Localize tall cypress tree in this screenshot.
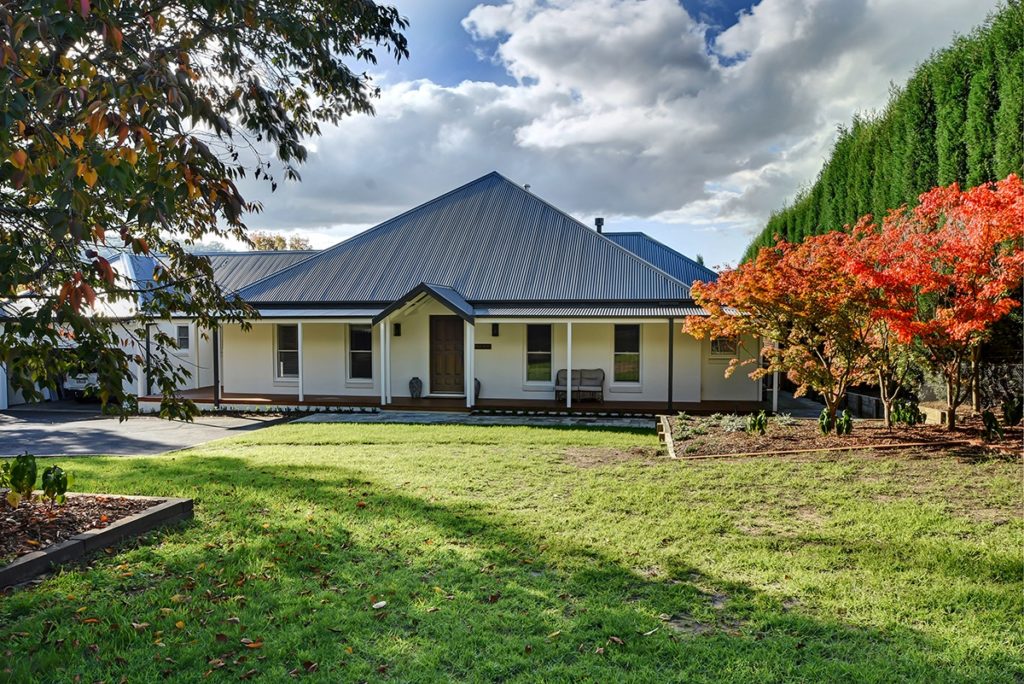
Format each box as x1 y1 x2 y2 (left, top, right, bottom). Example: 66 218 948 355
993 2 1024 178
966 42 998 186
934 40 972 185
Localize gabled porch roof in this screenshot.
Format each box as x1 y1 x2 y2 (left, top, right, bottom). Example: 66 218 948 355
372 283 474 324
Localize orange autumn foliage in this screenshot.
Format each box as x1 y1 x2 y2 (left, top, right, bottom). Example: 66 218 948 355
686 174 1023 429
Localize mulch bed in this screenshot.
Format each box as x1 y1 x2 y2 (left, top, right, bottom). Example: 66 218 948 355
667 414 1022 458
0 495 154 565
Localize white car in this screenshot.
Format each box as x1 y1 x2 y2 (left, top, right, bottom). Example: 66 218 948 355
63 372 99 400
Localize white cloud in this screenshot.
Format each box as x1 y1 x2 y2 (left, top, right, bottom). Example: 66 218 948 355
236 0 996 265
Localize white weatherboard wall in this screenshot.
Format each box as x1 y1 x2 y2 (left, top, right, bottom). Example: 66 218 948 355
700 335 761 401
222 322 379 397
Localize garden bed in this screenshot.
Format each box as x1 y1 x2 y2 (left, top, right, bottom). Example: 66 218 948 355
0 494 193 589
664 413 1022 459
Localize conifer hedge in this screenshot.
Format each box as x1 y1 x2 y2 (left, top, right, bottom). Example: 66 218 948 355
743 2 1023 261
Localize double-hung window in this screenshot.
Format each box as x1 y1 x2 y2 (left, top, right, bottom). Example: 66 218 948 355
276 324 299 379
613 324 641 383
175 325 190 351
526 325 552 382
349 325 373 380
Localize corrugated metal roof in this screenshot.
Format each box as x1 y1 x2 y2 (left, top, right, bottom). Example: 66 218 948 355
239 172 692 304
473 305 709 317
604 232 718 286
202 251 318 293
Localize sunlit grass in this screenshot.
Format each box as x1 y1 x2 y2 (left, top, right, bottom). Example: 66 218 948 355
1 423 1020 682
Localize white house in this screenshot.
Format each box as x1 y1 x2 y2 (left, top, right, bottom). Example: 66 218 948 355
2 172 762 414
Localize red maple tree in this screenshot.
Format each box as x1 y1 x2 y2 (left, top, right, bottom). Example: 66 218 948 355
684 230 876 426
849 174 1024 429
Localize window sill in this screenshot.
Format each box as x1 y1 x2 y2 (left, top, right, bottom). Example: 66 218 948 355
345 379 374 388
274 379 299 386
522 383 554 392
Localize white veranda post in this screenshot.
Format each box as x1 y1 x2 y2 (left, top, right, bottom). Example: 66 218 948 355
297 321 304 402
566 321 573 408
464 321 475 408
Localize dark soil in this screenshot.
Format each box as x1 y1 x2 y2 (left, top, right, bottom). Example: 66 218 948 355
563 445 661 468
668 414 1023 458
0 495 154 564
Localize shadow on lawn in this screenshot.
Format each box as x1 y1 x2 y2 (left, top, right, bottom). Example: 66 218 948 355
3 454 1020 683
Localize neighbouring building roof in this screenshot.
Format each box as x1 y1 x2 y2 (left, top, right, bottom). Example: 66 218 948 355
603 232 718 286
238 172 692 305
108 250 319 309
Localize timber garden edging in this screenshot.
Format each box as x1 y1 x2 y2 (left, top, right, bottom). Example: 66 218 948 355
0 494 193 589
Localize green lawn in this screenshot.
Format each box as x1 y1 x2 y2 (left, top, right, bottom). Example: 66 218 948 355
1 423 1021 682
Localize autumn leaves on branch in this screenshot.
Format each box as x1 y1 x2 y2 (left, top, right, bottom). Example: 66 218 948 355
685 175 1024 430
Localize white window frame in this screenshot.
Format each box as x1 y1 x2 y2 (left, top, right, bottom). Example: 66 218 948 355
523 324 553 386
710 336 740 358
611 324 642 389
274 324 299 381
175 324 190 352
346 323 374 384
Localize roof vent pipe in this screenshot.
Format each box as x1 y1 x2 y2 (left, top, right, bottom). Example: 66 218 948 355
594 217 604 233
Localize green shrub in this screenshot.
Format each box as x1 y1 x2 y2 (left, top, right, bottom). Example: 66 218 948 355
819 408 834 435
746 410 768 436
836 410 854 436
42 465 69 505
2 453 37 507
1001 397 1022 427
892 398 925 426
982 410 1004 441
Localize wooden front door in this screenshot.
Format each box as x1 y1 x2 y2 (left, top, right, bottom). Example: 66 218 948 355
430 316 464 394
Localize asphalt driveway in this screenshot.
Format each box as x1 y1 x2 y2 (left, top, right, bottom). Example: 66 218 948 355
0 404 282 457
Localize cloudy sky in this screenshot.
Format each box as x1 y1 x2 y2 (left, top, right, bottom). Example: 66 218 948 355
237 0 997 268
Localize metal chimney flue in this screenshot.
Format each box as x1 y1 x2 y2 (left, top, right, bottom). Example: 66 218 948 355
594 217 604 233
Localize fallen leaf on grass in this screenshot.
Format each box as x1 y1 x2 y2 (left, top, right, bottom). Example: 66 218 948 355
608 636 625 645
546 631 561 640
595 647 605 654
241 638 263 649
131 622 150 632
82 618 100 625
215 633 228 642
239 669 259 680
640 627 659 637
371 601 387 610
175 621 185 630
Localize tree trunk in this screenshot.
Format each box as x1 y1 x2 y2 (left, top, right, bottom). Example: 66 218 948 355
878 370 893 429
946 376 957 431
970 347 981 413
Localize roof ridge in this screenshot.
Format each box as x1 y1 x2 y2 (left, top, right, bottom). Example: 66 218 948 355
237 172 506 298
497 184 693 294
